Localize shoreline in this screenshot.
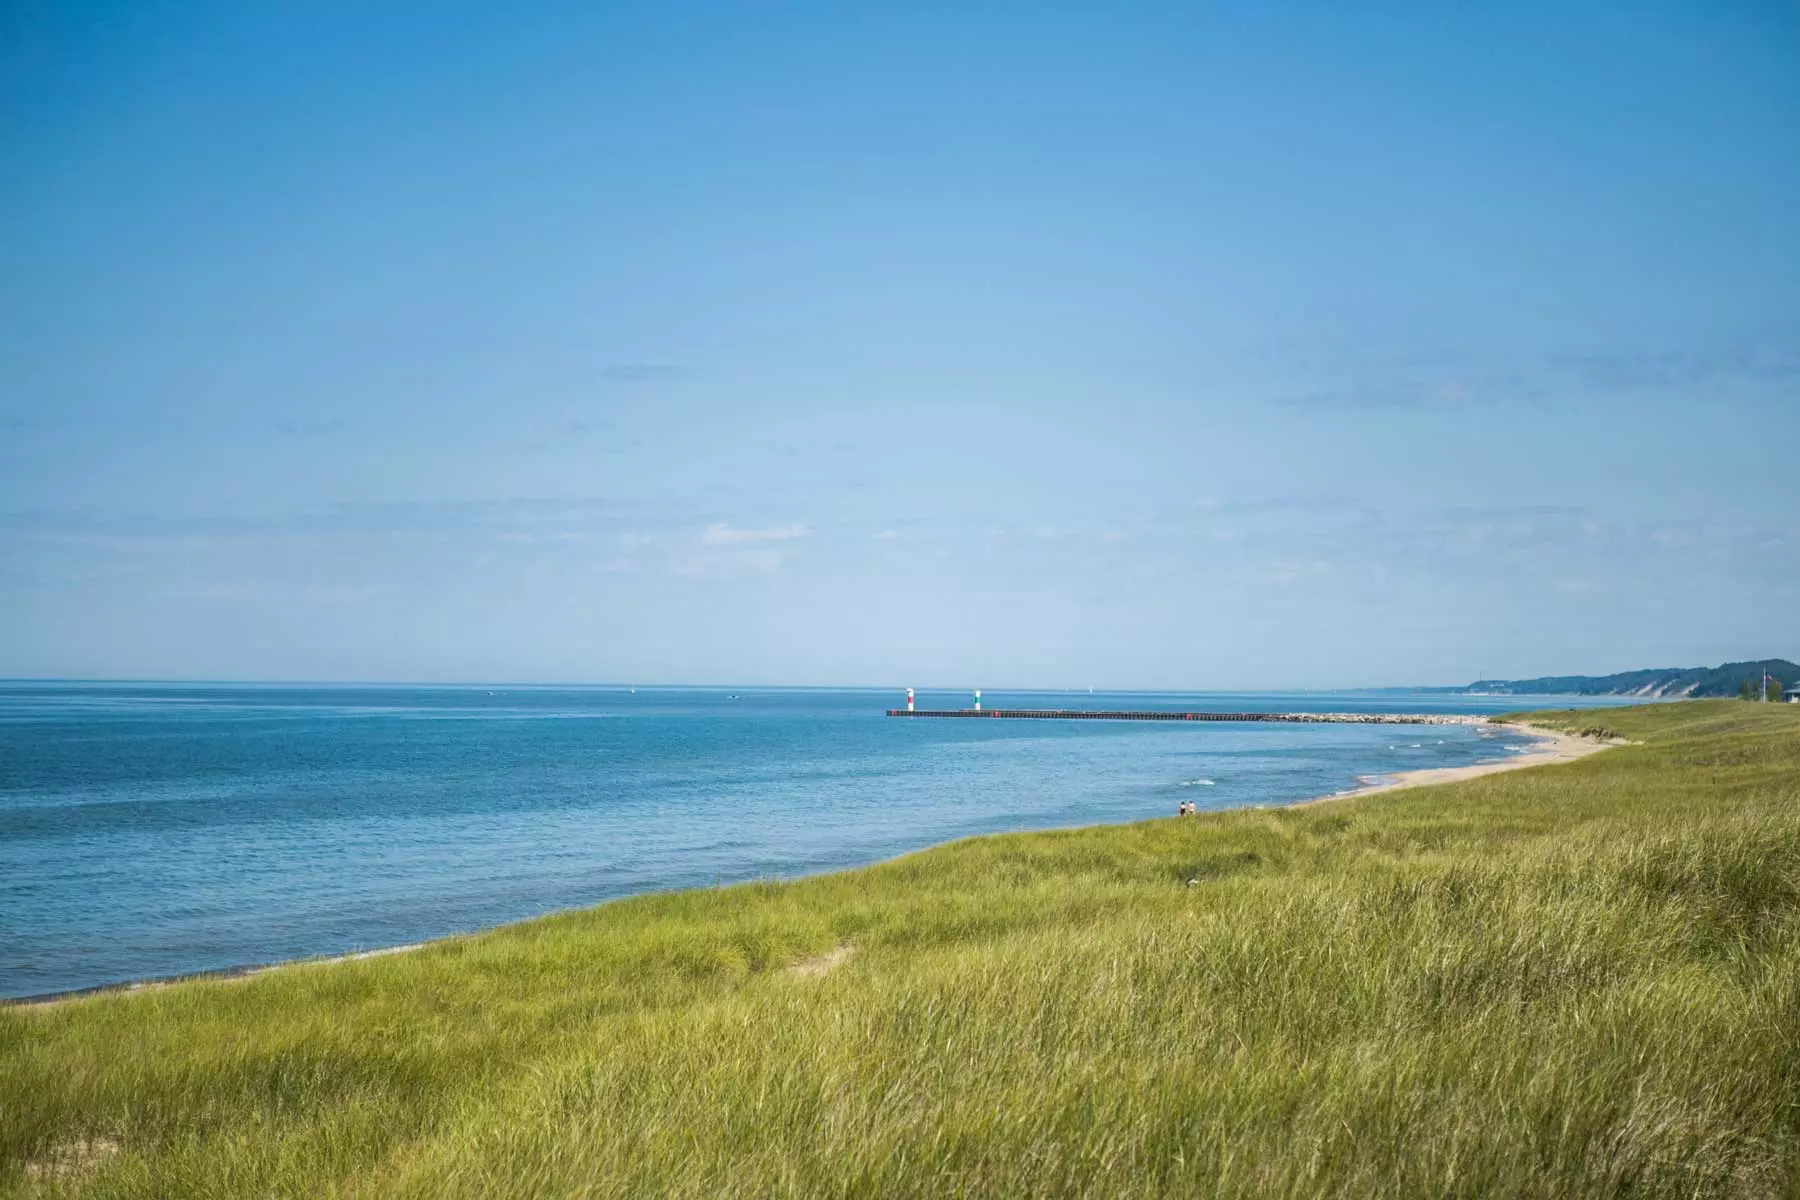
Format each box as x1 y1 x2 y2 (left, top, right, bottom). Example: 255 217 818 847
8 720 1618 1009
8 942 427 1009
1301 721 1617 806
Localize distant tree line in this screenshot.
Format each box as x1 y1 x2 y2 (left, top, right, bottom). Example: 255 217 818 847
1463 659 1799 699
1740 677 1787 702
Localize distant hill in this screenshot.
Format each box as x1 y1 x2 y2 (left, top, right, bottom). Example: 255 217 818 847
1457 658 1799 698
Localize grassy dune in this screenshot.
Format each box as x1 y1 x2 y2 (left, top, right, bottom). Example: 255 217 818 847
4 700 1798 1197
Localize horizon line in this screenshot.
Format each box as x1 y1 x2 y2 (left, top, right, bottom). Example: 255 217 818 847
0 674 1579 694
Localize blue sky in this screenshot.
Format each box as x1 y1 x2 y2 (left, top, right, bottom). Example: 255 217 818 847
2 2 1796 687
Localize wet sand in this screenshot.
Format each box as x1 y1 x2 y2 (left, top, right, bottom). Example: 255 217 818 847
1306 722 1618 805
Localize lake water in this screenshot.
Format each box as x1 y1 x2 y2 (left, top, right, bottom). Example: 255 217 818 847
0 683 1635 999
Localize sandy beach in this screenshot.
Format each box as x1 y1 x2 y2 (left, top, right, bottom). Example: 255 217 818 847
1306 722 1618 805
11 942 426 1009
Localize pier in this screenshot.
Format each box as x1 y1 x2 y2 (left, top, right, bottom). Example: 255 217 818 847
887 709 1476 725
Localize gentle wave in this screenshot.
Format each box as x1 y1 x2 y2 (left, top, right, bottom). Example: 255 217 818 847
0 684 1634 998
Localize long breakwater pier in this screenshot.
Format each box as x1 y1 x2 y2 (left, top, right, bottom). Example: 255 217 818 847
887 708 1478 726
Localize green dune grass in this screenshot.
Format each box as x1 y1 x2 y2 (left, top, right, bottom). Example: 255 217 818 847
4 700 1798 1197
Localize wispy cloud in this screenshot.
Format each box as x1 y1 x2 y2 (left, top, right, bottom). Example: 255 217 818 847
496 530 592 544
170 582 394 604
1279 332 1799 413
1549 344 1800 392
701 522 811 545
1278 375 1542 411
0 498 677 545
557 418 617 437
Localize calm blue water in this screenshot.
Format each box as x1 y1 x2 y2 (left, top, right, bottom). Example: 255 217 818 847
0 683 1636 999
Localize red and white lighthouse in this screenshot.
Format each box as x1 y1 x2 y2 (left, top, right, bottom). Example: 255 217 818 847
906 687 915 712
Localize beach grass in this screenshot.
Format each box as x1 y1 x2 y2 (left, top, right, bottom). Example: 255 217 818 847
3 699 1798 1197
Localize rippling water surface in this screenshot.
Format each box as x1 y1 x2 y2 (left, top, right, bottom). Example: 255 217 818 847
0 683 1634 998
